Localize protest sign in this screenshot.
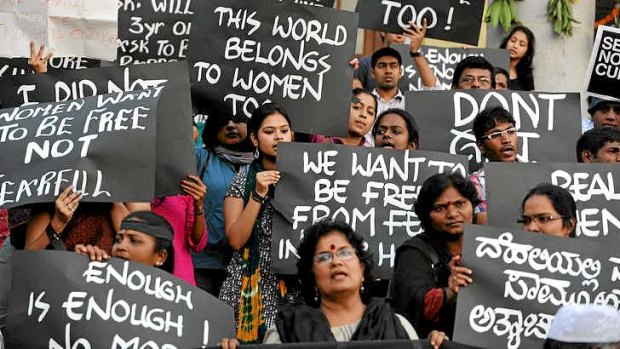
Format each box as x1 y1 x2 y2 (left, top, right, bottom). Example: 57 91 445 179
223 339 482 349
271 143 468 278
393 45 509 91
0 0 117 60
0 61 195 196
189 0 358 136
0 57 101 78
409 90 582 172
278 0 335 7
7 250 235 348
485 162 620 239
0 88 161 208
585 25 620 101
117 0 193 65
454 224 620 349
355 0 485 46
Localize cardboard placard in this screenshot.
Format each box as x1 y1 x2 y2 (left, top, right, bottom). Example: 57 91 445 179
485 162 620 239
0 61 195 196
585 25 620 101
355 0 485 46
7 251 235 348
454 224 620 348
408 90 582 172
271 143 468 279
188 0 358 136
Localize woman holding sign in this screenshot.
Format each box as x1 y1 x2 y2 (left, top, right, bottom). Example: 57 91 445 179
518 183 577 238
220 103 299 343
500 25 536 91
390 173 479 339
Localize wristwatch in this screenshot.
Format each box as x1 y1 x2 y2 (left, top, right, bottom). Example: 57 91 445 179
410 50 422 58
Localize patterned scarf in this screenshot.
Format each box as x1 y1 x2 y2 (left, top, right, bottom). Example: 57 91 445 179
236 159 281 343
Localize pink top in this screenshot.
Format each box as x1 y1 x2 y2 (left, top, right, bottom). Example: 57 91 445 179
151 195 207 285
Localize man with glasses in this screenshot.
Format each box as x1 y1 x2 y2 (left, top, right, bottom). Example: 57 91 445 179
469 106 520 224
450 56 495 90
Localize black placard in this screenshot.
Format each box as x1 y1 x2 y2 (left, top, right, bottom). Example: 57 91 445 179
271 143 468 279
393 45 509 91
355 0 485 46
0 89 161 208
278 0 336 7
454 224 620 348
485 162 620 239
0 57 101 78
188 0 358 136
117 0 193 65
212 339 483 349
7 251 235 348
0 61 195 196
408 90 582 172
585 25 620 101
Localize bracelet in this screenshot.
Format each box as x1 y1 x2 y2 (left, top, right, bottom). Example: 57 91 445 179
45 223 62 241
194 206 204 216
251 190 267 205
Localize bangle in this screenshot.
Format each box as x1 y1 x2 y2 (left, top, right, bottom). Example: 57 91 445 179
251 190 266 205
410 50 422 58
194 206 204 216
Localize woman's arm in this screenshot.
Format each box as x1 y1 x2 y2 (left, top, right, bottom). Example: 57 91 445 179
110 203 129 232
180 175 207 247
224 171 280 250
25 186 80 250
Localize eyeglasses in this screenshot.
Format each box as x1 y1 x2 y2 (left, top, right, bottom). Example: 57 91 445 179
481 127 517 142
517 214 566 226
314 247 357 264
459 75 492 87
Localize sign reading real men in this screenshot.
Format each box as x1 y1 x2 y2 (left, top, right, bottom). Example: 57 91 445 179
409 90 582 171
189 0 358 136
0 89 161 208
8 251 234 349
454 225 620 349
585 25 620 100
485 162 620 239
356 0 485 46
271 143 468 279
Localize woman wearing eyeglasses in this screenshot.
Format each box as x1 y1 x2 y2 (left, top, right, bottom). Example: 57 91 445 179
518 183 577 238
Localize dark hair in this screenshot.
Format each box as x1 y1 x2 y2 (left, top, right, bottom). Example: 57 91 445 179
576 127 620 162
543 339 620 349
247 103 293 155
120 211 175 273
372 108 420 147
352 87 378 111
473 106 516 142
494 67 509 80
451 56 495 89
500 25 536 91
414 173 481 232
296 219 373 307
520 184 577 238
371 47 402 68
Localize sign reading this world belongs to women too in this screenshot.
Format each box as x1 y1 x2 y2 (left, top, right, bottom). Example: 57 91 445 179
188 0 358 136
271 143 468 279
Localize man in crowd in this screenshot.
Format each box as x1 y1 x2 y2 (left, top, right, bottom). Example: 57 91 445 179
544 304 620 349
582 97 620 132
470 106 520 224
576 127 620 163
451 56 496 90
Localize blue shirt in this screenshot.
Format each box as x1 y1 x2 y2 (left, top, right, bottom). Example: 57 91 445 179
192 147 238 269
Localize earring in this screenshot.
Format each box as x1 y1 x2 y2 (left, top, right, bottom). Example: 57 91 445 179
156 261 162 267
360 283 365 293
314 287 320 303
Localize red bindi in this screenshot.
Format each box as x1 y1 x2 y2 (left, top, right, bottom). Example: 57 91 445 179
329 244 336 251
